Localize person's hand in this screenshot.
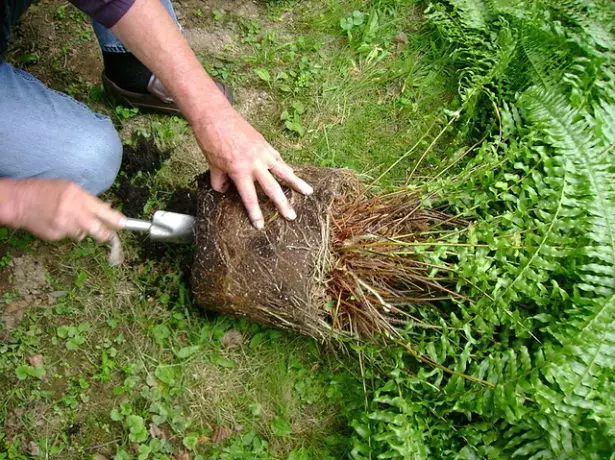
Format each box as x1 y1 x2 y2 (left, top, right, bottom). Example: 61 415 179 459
109 0 312 228
192 107 313 229
10 179 125 242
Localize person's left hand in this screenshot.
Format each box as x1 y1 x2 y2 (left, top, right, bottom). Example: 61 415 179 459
192 106 313 229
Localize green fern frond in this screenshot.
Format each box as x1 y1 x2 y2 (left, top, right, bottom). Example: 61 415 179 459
521 86 615 288
448 0 493 29
483 85 615 457
594 100 615 145
505 295 615 458
354 1 615 457
513 24 570 91
547 0 614 50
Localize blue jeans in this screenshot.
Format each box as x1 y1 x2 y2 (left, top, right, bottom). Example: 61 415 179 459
0 0 178 195
93 0 179 53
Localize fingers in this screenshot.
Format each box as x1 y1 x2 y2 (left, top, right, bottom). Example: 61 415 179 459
269 160 313 196
68 194 124 242
76 196 123 242
210 168 230 193
267 147 313 196
233 177 264 229
255 169 296 221
70 230 87 242
87 198 126 230
75 211 112 242
87 218 113 242
228 147 313 229
18 179 123 243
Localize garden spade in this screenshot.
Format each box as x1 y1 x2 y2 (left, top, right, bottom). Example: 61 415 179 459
123 211 195 243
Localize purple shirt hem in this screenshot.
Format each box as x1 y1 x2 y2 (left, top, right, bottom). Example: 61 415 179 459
70 0 136 28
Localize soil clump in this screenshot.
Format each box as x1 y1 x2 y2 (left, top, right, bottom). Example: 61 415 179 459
192 167 359 339
0 254 53 334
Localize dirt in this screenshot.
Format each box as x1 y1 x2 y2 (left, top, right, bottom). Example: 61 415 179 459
122 136 172 176
0 252 12 296
10 255 49 300
192 167 359 339
212 425 234 443
8 0 103 91
0 254 53 333
178 0 280 124
114 180 150 219
215 0 261 19
183 28 237 57
234 87 276 124
4 400 56 450
178 0 262 24
220 329 245 349
0 301 28 332
165 187 199 216
112 137 172 218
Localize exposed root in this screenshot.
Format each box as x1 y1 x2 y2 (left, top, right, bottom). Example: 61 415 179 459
326 190 466 337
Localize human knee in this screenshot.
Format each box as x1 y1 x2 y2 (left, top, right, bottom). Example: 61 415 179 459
64 118 123 195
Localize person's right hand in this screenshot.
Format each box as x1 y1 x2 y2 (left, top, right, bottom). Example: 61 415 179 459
9 179 125 242
193 106 313 229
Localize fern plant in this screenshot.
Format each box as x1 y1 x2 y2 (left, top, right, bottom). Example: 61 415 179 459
349 0 615 457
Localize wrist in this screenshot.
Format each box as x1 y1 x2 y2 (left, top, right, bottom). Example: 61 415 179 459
185 95 235 127
175 72 234 126
0 179 24 227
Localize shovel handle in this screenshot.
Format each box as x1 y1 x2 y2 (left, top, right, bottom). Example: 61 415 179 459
123 218 152 233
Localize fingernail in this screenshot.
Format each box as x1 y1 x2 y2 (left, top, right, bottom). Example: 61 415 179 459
304 184 314 195
254 219 264 230
287 209 297 220
118 217 127 228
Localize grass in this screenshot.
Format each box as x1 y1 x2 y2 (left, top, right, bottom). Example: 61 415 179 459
1 237 362 458
0 0 456 457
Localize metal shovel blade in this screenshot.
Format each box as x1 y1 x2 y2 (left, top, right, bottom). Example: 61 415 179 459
123 211 195 243
151 211 195 243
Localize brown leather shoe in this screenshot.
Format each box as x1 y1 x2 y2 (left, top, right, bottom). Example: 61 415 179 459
102 72 233 115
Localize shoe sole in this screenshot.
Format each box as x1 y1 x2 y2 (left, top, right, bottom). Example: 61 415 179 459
102 73 182 115
103 74 234 115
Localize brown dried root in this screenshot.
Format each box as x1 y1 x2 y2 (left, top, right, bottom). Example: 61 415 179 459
327 190 466 338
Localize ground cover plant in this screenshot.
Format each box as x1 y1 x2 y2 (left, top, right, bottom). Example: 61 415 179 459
346 0 615 457
1 0 614 458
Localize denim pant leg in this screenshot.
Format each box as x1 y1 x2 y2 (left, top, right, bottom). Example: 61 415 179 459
0 61 122 195
93 0 180 53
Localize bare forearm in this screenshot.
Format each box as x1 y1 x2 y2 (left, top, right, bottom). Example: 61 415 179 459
110 0 231 125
